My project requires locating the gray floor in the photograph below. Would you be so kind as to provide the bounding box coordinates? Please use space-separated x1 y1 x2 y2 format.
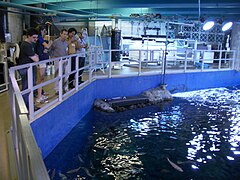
0 91 11 179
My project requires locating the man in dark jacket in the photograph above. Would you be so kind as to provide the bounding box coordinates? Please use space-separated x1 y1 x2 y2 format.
18 27 39 109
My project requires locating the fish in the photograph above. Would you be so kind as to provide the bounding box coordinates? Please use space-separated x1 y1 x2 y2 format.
67 166 81 174
177 160 194 165
59 172 67 180
80 167 94 178
51 169 56 179
90 161 95 170
160 169 171 173
78 154 85 164
163 148 176 151
167 157 184 172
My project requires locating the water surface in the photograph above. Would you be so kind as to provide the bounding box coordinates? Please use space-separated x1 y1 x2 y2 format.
45 86 240 179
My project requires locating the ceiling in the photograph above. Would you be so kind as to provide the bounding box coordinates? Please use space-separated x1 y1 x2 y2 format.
5 0 240 22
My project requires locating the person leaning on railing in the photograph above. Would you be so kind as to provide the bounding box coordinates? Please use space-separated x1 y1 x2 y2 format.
67 27 78 89
35 25 52 103
17 27 39 109
49 29 68 94
76 31 88 84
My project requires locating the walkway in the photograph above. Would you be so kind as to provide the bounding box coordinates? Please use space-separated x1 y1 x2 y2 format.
0 91 11 179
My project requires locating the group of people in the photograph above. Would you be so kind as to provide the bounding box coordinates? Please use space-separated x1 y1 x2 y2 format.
18 26 88 109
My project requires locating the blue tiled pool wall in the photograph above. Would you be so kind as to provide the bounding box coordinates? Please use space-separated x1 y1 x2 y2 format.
31 70 240 158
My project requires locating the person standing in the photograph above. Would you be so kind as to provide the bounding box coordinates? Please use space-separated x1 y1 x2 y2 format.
35 25 52 103
67 27 78 89
76 31 88 84
50 29 68 94
18 27 39 109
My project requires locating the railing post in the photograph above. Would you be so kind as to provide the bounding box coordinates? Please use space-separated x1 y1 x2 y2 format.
89 51 93 82
94 50 97 69
108 48 112 78
3 60 9 92
59 58 63 101
161 50 164 74
232 50 236 69
75 55 79 90
219 50 222 70
184 50 187 72
27 65 34 121
139 50 142 76
150 50 152 62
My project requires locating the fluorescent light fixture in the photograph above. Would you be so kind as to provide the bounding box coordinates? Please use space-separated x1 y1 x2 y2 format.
203 21 215 31
222 22 233 31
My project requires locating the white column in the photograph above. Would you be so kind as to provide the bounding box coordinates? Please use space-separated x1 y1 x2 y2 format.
231 24 240 70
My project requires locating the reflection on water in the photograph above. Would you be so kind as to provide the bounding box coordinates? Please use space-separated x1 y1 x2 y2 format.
174 87 240 165
45 86 240 179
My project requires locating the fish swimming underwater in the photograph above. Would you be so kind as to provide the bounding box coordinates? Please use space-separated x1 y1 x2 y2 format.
51 169 56 179
167 157 184 172
59 172 67 180
67 167 81 174
78 154 85 164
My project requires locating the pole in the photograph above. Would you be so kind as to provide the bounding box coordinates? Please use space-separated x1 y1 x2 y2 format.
162 22 169 85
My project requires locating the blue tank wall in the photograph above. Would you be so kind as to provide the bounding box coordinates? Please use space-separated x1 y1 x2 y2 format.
31 70 240 158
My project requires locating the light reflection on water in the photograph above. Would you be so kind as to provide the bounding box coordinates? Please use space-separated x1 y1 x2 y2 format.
45 86 240 179
174 87 240 164
89 87 240 179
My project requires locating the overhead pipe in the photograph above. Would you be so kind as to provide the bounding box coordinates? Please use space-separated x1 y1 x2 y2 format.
168 21 194 27
1 8 51 16
0 1 107 19
30 0 97 15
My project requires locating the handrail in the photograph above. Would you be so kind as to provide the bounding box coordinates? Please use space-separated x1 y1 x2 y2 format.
8 47 237 179
11 48 237 120
9 69 50 179
20 114 49 179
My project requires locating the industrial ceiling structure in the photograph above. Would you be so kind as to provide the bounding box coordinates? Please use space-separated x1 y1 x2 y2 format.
1 0 240 23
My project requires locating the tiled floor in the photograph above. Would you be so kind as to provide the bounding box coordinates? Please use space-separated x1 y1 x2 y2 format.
0 91 11 179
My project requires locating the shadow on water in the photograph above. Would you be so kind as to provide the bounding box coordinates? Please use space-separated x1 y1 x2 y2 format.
45 87 240 180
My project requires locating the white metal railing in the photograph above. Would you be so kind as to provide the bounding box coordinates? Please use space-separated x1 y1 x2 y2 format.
9 48 237 120
9 69 50 180
8 47 237 179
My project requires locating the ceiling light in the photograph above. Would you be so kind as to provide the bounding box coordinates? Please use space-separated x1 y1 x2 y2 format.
222 22 233 32
203 21 215 31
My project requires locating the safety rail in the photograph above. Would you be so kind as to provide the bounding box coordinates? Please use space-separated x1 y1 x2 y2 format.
9 48 237 120
9 70 49 180
8 47 237 179
0 82 8 93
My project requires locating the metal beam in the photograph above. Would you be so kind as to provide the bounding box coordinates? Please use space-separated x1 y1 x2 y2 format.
42 2 240 10
0 1 107 18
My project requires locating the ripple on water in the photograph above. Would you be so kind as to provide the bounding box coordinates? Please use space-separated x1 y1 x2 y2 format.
45 87 240 179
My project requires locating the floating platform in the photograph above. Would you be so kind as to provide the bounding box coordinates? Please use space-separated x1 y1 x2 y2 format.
106 95 149 108
94 85 172 112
